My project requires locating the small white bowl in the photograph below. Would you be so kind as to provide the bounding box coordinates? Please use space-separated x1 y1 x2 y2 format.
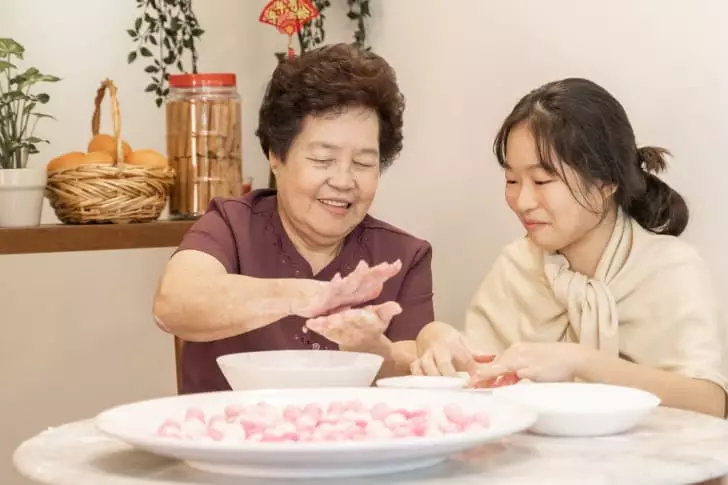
217 350 383 390
492 382 660 437
376 375 468 390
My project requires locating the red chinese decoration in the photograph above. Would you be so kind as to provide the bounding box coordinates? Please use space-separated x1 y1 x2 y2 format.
259 0 320 59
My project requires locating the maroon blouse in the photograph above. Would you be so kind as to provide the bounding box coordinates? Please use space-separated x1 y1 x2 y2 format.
175 189 434 394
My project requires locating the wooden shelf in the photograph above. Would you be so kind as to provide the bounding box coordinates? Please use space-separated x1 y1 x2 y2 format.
0 220 196 255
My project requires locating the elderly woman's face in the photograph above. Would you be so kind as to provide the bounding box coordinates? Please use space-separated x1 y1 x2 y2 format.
271 106 381 244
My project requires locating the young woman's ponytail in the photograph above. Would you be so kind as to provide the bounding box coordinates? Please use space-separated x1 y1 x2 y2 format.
626 146 689 237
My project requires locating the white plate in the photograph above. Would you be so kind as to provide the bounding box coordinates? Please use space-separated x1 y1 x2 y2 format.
376 375 468 389
96 387 537 478
492 382 660 437
374 373 519 393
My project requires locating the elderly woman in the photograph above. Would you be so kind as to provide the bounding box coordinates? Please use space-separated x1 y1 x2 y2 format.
153 43 434 394
413 78 727 417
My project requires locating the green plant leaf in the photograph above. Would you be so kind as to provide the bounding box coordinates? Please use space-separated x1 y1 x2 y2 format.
32 93 50 104
191 28 204 37
0 60 16 71
128 51 138 63
127 29 137 38
144 83 157 93
11 67 60 90
31 113 54 120
140 47 153 57
144 65 159 73
9 140 44 151
0 91 27 105
134 17 142 32
0 38 24 60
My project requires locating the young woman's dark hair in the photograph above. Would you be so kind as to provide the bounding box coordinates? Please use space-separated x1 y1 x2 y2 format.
256 43 405 169
493 77 689 236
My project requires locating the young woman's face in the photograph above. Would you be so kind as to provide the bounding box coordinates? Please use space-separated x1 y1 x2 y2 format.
504 123 611 253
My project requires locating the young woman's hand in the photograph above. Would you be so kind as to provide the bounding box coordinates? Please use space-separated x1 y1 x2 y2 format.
470 342 589 387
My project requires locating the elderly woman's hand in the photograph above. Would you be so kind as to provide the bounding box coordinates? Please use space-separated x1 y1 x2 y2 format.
292 260 402 319
304 301 403 351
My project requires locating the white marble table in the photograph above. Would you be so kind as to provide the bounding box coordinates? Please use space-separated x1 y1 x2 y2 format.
13 407 728 485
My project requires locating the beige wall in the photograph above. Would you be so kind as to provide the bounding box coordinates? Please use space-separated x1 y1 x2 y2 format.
0 250 177 485
2 1 728 484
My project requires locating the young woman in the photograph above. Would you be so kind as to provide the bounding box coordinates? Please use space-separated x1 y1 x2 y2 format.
413 78 727 417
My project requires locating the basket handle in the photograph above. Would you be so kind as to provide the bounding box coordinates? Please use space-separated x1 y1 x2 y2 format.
91 79 124 165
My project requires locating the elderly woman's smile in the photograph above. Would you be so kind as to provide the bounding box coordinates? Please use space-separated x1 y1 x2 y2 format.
318 197 352 213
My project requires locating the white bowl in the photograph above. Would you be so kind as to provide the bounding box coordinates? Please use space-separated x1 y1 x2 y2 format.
217 350 383 390
376 375 468 390
491 382 660 437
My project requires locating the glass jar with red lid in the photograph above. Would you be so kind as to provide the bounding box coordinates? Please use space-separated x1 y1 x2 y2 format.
165 73 246 219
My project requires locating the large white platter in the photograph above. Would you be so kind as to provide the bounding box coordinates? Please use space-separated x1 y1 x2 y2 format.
95 387 537 478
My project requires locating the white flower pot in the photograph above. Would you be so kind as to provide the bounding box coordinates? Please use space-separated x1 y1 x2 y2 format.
0 168 47 228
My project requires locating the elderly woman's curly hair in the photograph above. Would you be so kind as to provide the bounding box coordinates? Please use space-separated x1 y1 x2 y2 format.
256 43 405 169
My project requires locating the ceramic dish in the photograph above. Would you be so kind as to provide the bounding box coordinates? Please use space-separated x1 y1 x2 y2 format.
96 387 538 478
217 350 383 390
492 382 660 437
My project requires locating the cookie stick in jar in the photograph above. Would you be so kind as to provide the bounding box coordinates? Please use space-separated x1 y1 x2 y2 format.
227 98 243 197
193 98 211 215
177 97 192 216
209 98 226 199
165 99 181 214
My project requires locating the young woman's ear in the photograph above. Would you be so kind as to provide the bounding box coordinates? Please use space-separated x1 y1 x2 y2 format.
269 152 282 175
601 183 617 199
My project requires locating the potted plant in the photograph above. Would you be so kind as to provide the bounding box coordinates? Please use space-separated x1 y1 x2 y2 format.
0 38 60 227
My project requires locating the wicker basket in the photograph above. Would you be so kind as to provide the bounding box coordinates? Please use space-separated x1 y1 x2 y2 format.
46 79 175 224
